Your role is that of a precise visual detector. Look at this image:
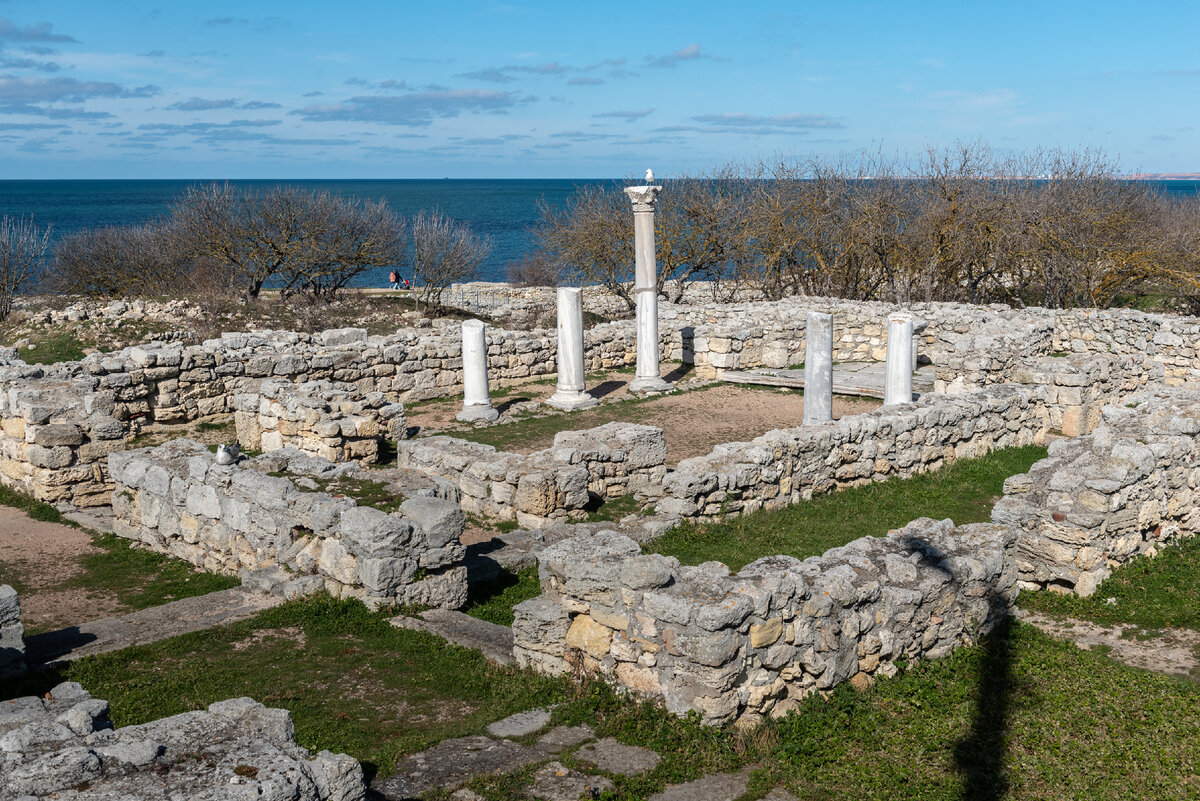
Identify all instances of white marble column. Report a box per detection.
[546,287,598,411]
[624,183,672,394]
[456,319,499,422]
[884,311,914,406]
[803,311,833,425]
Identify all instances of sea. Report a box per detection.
[3,178,1199,288]
[0,179,612,286]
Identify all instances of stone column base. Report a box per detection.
[545,390,599,411]
[456,404,499,423]
[629,376,673,394]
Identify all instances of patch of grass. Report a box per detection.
[64,533,240,611]
[0,482,71,524]
[196,419,235,434]
[1020,536,1200,631]
[3,596,572,781]
[649,445,1048,570]
[20,330,87,364]
[299,475,405,514]
[462,567,541,626]
[584,493,643,524]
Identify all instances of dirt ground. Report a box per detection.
[407,376,882,465]
[0,507,127,633]
[1023,610,1200,679]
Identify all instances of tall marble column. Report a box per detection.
[803,311,834,425]
[884,311,914,406]
[456,319,499,422]
[547,287,598,410]
[623,183,672,394]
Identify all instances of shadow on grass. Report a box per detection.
[954,598,1014,801]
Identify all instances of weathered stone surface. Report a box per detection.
[0,688,364,801]
[0,584,25,679]
[574,737,661,776]
[390,609,514,666]
[649,769,752,801]
[526,760,615,800]
[536,724,596,753]
[487,708,551,738]
[109,439,467,609]
[375,735,543,798]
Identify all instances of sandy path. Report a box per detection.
[408,377,880,465]
[0,507,127,633]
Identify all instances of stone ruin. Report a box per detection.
[109,439,468,609]
[0,585,24,679]
[6,279,1200,732]
[0,683,364,801]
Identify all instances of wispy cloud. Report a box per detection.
[295,89,531,126]
[0,102,113,119]
[568,76,604,86]
[691,112,845,132]
[593,108,654,121]
[0,76,159,103]
[165,96,282,111]
[646,44,716,68]
[925,88,1018,111]
[0,18,78,43]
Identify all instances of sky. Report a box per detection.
[0,0,1197,179]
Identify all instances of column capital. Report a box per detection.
[623,184,663,212]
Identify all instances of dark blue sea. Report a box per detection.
[3,178,1198,287]
[0,179,611,285]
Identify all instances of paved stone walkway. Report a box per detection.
[25,586,284,666]
[374,708,799,801]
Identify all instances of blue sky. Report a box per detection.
[0,0,1196,178]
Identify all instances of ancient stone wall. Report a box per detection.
[993,386,1200,596]
[0,684,364,801]
[109,440,468,609]
[234,379,408,463]
[0,584,24,679]
[396,423,667,528]
[513,519,1017,726]
[0,374,126,508]
[655,384,1048,520]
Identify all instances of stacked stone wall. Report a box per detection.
[0,584,24,679]
[994,385,1200,596]
[234,379,407,463]
[0,375,126,507]
[656,384,1048,520]
[513,519,1017,726]
[396,423,666,528]
[109,440,468,608]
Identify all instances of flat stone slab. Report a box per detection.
[650,768,752,801]
[574,737,660,776]
[62,508,114,533]
[488,708,551,738]
[722,362,935,400]
[536,724,596,753]
[390,608,515,666]
[25,587,283,665]
[374,735,544,798]
[762,789,799,801]
[527,760,614,800]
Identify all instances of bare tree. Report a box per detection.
[0,215,51,321]
[409,209,491,310]
[536,184,633,308]
[506,249,560,286]
[53,222,182,297]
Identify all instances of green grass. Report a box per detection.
[6,595,1198,799]
[0,482,72,523]
[649,445,1048,571]
[3,595,572,781]
[19,330,87,364]
[1020,536,1200,631]
[584,493,643,523]
[295,474,405,513]
[65,533,240,611]
[462,567,541,626]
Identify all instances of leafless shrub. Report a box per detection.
[0,215,51,322]
[53,222,183,297]
[409,210,491,310]
[171,183,405,302]
[505,249,560,287]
